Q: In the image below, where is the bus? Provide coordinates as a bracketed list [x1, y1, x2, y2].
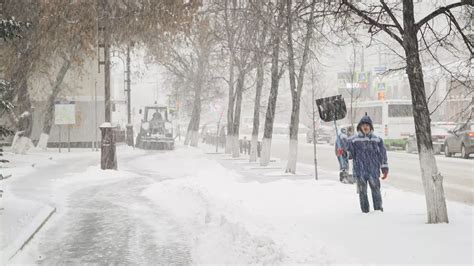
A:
[348, 100, 415, 140]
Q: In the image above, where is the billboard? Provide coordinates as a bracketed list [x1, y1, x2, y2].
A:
[54, 101, 76, 125]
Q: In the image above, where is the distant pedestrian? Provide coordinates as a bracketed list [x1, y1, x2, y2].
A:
[347, 115, 389, 213]
[347, 126, 354, 137]
[335, 127, 349, 181]
[219, 126, 226, 148]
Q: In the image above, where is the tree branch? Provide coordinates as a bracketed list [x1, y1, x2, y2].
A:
[341, 0, 403, 45]
[415, 1, 471, 31]
[379, 0, 404, 35]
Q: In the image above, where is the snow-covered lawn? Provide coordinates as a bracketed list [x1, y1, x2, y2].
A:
[139, 146, 473, 264]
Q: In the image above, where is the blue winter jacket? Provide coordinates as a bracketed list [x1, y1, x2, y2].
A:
[347, 116, 389, 179]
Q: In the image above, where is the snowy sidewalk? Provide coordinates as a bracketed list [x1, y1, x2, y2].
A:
[0, 148, 101, 264]
[1, 150, 58, 263]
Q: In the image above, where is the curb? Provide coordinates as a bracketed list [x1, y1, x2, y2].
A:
[2, 205, 56, 262]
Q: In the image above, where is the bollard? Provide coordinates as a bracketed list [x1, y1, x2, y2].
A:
[126, 124, 134, 146]
[100, 123, 117, 170]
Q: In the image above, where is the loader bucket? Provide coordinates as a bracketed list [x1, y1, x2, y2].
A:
[315, 95, 347, 122]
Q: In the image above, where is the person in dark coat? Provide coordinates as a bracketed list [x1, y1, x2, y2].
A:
[347, 115, 389, 213]
[149, 112, 164, 134]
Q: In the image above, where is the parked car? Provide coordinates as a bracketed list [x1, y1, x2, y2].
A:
[405, 126, 450, 154]
[444, 122, 474, 159]
[306, 125, 333, 144]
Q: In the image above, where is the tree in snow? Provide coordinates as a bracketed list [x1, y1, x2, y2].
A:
[248, 1, 271, 162]
[1, 1, 98, 151]
[214, 0, 261, 157]
[1, 0, 199, 152]
[0, 16, 28, 41]
[284, 0, 318, 173]
[0, 16, 27, 143]
[0, 80, 15, 141]
[148, 13, 217, 147]
[338, 0, 473, 223]
[260, 0, 287, 166]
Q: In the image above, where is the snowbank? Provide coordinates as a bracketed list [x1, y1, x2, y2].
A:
[141, 146, 473, 264]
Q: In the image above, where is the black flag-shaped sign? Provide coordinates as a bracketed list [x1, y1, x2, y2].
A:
[316, 95, 347, 122]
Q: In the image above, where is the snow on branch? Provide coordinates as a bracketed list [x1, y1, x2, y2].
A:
[0, 17, 29, 41]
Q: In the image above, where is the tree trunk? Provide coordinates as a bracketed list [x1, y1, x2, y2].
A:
[231, 72, 245, 158]
[225, 53, 235, 154]
[190, 41, 208, 148]
[285, 0, 314, 173]
[403, 0, 448, 223]
[8, 34, 37, 154]
[189, 94, 201, 147]
[189, 72, 202, 147]
[11, 79, 33, 154]
[260, 0, 285, 166]
[37, 59, 72, 150]
[250, 57, 264, 162]
[184, 118, 192, 145]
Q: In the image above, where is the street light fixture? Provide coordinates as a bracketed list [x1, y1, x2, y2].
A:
[111, 44, 133, 146]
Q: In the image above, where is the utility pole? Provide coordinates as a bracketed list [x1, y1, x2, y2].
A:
[98, 0, 112, 122]
[104, 23, 111, 122]
[125, 43, 134, 146]
[126, 44, 131, 125]
[98, 0, 117, 170]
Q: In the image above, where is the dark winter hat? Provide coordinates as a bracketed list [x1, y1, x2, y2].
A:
[357, 114, 374, 132]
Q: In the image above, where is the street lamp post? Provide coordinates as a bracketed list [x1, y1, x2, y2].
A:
[111, 45, 133, 146]
[98, 0, 117, 170]
[125, 44, 133, 146]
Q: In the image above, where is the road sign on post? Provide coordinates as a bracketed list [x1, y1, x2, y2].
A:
[55, 101, 75, 152]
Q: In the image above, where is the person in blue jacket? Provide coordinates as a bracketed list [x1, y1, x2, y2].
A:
[335, 127, 349, 178]
[347, 115, 389, 213]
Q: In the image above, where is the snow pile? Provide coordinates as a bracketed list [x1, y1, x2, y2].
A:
[141, 152, 289, 264]
[140, 146, 473, 264]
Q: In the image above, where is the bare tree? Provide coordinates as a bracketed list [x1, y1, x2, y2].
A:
[260, 0, 286, 166]
[339, 0, 473, 223]
[215, 0, 260, 157]
[249, 1, 271, 162]
[148, 14, 216, 147]
[1, 0, 198, 153]
[285, 0, 317, 173]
